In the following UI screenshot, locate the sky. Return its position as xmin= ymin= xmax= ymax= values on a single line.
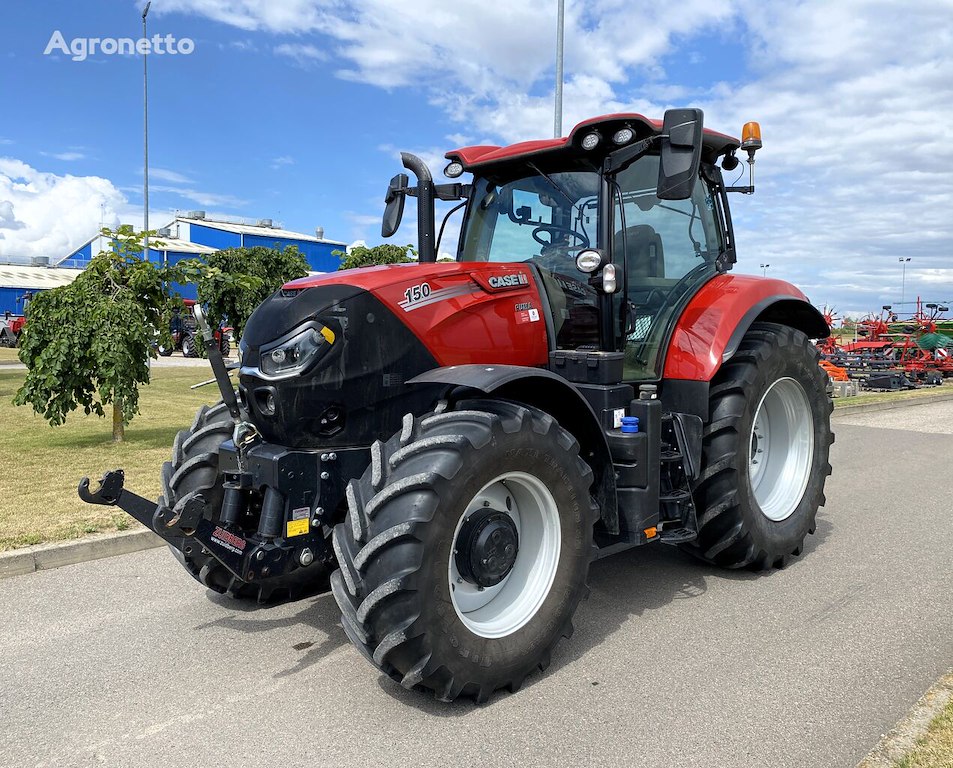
xmin=0 ymin=0 xmax=951 ymax=317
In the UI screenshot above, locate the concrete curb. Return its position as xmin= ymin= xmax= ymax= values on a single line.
xmin=857 ymin=669 xmax=953 ymax=767
xmin=0 ymin=528 xmax=164 ymax=580
xmin=833 ymin=390 xmax=953 ymax=417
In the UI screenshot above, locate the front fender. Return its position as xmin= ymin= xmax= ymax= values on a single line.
xmin=662 ymin=275 xmax=828 ymax=381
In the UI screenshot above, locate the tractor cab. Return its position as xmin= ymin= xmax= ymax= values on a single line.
xmin=387 ymin=110 xmax=757 ymax=381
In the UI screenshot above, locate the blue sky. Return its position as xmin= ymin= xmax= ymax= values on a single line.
xmin=1 ymin=0 xmax=952 ymax=317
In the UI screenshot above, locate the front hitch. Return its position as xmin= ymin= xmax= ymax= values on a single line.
xmin=78 ymin=470 xmax=207 ymax=537
xmin=77 ymin=469 xmax=293 ymax=583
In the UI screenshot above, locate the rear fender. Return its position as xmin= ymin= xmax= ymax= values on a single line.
xmin=408 ymin=365 xmax=619 ymax=535
xmin=663 ymin=275 xmax=829 ymax=382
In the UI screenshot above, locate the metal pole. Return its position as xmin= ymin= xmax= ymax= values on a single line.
xmin=554 ymin=0 xmax=564 ymax=137
xmin=142 ymin=2 xmax=151 ymax=255
xmin=899 ymin=257 xmax=911 ymax=310
xmin=761 ymin=263 xmax=770 ymax=277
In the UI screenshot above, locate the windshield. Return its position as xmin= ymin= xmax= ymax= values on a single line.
xmin=460 ymin=171 xmax=599 ymax=264
xmin=459 ymin=169 xmax=602 ymax=348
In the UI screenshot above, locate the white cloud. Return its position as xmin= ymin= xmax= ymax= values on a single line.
xmin=41 ymin=151 xmax=85 ymax=161
xmin=270 ymin=155 xmax=295 ymax=169
xmin=149 ymin=184 xmax=248 ymax=209
xmin=150 ymin=167 xmax=195 ymax=184
xmin=153 ymin=1 xmax=953 ymax=309
xmin=0 ymin=159 xmax=129 ymax=260
xmin=274 ymin=42 xmax=328 ymax=66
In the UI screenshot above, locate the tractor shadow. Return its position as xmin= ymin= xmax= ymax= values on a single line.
xmin=196 ymin=585 xmax=349 ymax=677
xmin=377 ymin=514 xmax=833 ymax=715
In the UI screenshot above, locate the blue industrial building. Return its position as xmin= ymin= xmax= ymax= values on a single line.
xmin=60 ymin=212 xmax=348 ymax=276
xmin=0 ymin=214 xmax=347 ymax=314
xmin=0 ymin=265 xmax=80 ymax=316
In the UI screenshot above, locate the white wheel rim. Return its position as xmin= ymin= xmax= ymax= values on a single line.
xmin=749 ymin=377 xmax=815 ymax=522
xmin=448 ymin=471 xmax=561 ymax=639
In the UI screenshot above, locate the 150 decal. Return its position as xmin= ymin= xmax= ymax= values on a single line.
xmin=398 ymin=281 xmax=481 ymax=312
xmin=403 ymin=282 xmax=432 ymax=305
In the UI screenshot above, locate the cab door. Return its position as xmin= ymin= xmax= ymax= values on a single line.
xmin=612 ymin=156 xmax=724 ymax=380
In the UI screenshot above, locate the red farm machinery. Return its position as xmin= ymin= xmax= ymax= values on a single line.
xmin=80 ymin=110 xmax=833 ymax=702
xmin=821 ymin=301 xmax=953 ymax=389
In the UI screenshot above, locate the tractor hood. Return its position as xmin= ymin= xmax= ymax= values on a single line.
xmin=237 ymin=261 xmax=550 ymax=448
xmin=270 ymin=262 xmax=551 ymax=368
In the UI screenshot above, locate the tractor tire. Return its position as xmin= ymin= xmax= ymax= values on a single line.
xmin=157 ymin=344 xmax=173 ymax=357
xmin=331 ymin=400 xmax=598 ymax=702
xmin=219 ymin=335 xmax=231 ymax=358
xmin=181 ymin=334 xmax=197 ymax=358
xmin=684 ymin=322 xmax=833 ymax=570
xmin=161 ymin=402 xmax=330 ymax=602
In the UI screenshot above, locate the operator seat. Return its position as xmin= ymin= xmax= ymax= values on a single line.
xmin=616 ymin=224 xmax=665 ymax=341
xmin=616 ymin=224 xmax=664 ymax=280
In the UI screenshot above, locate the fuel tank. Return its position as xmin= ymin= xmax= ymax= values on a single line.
xmin=238 ymin=262 xmax=549 ymax=448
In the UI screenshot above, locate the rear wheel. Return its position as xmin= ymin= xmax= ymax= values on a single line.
xmin=181 ymin=335 xmax=197 ymax=358
xmin=685 ymin=322 xmax=833 ymax=569
xmin=331 ymin=400 xmax=598 ymax=702
xmin=162 ymin=402 xmax=330 ymax=602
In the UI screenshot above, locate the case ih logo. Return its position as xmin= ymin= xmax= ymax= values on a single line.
xmin=488 ymin=273 xmax=528 ymax=290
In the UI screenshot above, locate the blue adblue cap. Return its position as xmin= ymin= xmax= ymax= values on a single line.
xmin=620 ymin=416 xmax=640 ymax=433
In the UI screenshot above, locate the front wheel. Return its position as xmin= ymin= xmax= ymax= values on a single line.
xmin=331 ymin=400 xmax=598 ymax=702
xmin=685 ymin=322 xmax=833 ymax=570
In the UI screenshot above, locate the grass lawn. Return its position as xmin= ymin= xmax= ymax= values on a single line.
xmin=895 ymin=687 xmax=953 ymax=767
xmin=834 ymin=385 xmax=951 ymax=408
xmin=0 ymin=366 xmax=217 ymax=551
xmin=0 ymin=347 xmax=21 ymax=365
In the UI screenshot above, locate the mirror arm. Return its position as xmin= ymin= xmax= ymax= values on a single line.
xmin=603 ymin=137 xmax=657 ymax=176
xmin=434 ymin=183 xmax=471 ymax=202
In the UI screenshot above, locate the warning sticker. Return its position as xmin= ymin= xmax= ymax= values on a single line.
xmin=291 ymin=506 xmax=310 ymax=521
xmin=287 ymin=518 xmax=310 ymax=537
xmin=516 ymin=306 xmax=541 ymax=324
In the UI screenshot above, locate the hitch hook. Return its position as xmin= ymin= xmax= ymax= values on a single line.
xmin=78 ymin=469 xmax=125 ymax=506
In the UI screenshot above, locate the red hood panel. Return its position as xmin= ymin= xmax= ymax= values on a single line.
xmin=287 ymin=263 xmax=549 ymax=368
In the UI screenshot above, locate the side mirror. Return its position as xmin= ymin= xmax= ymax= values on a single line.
xmin=657 ymin=108 xmax=703 ymax=200
xmin=382 ymin=173 xmax=408 ymax=238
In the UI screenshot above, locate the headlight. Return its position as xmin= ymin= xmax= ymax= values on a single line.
xmin=258 ymin=321 xmax=335 ymax=379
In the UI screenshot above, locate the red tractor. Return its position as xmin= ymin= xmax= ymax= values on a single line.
xmin=81 ymin=110 xmax=832 ymax=702
xmin=157 ymin=299 xmax=232 ymax=358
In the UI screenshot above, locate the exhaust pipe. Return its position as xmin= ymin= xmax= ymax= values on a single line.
xmin=401 ymin=152 xmax=437 ymax=263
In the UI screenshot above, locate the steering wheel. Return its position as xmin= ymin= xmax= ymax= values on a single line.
xmin=532 ymin=224 xmax=589 ymax=248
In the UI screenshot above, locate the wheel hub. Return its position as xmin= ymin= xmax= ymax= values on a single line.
xmin=455 ymin=510 xmax=519 ymax=588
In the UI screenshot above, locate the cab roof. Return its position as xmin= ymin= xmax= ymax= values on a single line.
xmin=446 ymin=113 xmax=740 ymax=173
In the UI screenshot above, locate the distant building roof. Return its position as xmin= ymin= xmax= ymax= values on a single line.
xmin=148 ymin=237 xmax=218 ymax=255
xmin=0 ymin=265 xmax=81 ymax=290
xmin=174 ymin=214 xmax=348 ymax=246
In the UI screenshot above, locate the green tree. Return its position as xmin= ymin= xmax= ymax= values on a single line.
xmin=334 ymin=243 xmax=416 ymax=271
xmin=14 ymin=226 xmax=202 ymax=441
xmin=197 ymin=245 xmax=308 ymax=338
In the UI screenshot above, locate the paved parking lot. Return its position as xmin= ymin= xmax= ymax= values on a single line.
xmin=2 ymin=400 xmax=952 ymax=767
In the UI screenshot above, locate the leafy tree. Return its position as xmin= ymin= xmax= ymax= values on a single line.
xmin=196 ymin=245 xmax=308 ymax=338
xmin=334 ymin=243 xmax=416 ymax=271
xmin=14 ymin=226 xmax=203 ymax=441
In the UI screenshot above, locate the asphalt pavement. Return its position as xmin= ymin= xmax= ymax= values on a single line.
xmin=2 ymin=401 xmax=952 ymax=768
